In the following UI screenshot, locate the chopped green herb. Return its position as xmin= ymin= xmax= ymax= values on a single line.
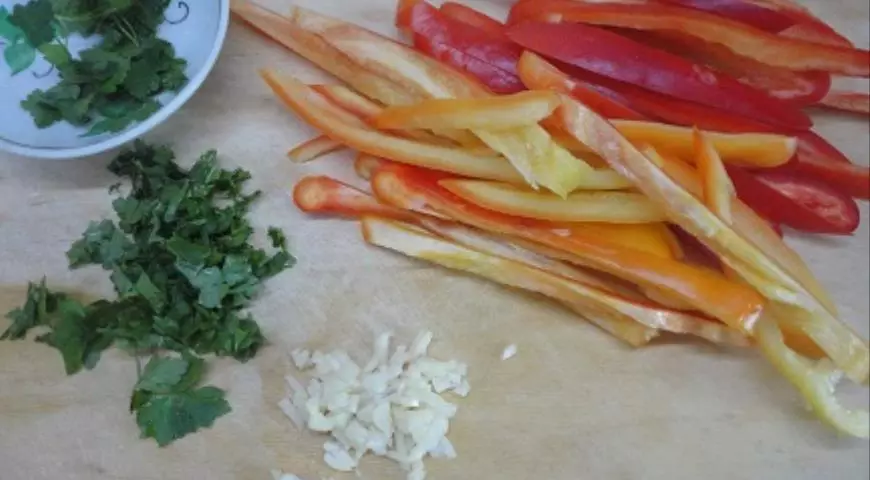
xmin=2 ymin=141 xmax=294 ymax=446
xmin=6 ymin=0 xmax=188 ymax=134
xmin=131 ymin=355 xmax=231 ymax=446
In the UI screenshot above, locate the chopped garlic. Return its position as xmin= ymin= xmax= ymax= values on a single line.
xmin=278 ymin=331 xmax=469 ymax=480
xmin=501 ymin=344 xmax=517 ymax=360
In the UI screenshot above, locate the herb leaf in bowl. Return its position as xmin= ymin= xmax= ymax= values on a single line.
xmin=7 ymin=0 xmax=188 ymax=136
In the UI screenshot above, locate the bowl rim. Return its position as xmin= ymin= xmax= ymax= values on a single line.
xmin=0 ymin=0 xmax=230 ymax=161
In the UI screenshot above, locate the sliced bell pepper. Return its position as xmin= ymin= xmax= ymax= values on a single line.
xmin=756 ymin=314 xmax=869 ymax=438
xmin=439 ymin=2 xmax=506 ymax=39
xmin=364 ymin=216 xmax=750 ymax=347
xmin=354 ymin=153 xmax=391 ymax=180
xmin=728 ymin=167 xmax=860 ymax=235
xmin=816 ymin=91 xmax=870 ymax=116
xmin=554 ymin=93 xmax=869 ymax=384
xmin=439 ymin=179 xmax=666 ymax=223
xmin=287 ymin=135 xmax=344 ymax=163
xmin=311 ymin=84 xmax=481 ymax=147
xmin=695 ymin=130 xmax=735 ymax=222
xmin=781 ymin=132 xmax=870 ymax=200
xmin=231 ymin=0 xmax=421 ymax=107
xmin=652 ymin=152 xmax=840 ymax=316
xmin=614 ymin=120 xmax=796 ymax=168
xmin=371 ymin=164 xmax=765 ymax=332
xmin=291 ymin=3 xmax=622 ymax=197
xmin=656 ymin=0 xmax=794 ymax=32
xmin=509 ymin=3 xmax=870 ymax=77
xmin=419 ymin=217 xmax=750 ymax=347
xmin=260 ymin=71 xmax=524 ymax=182
xmin=779 ymin=22 xmax=853 ymax=48
xmin=516 ymin=51 xmax=648 ymax=120
xmin=416 ymin=216 xmax=648 ymax=300
xmin=506 ymin=22 xmax=814 ymax=129
xmin=397 ymin=0 xmax=525 ymax=94
xmin=293 ymin=176 xmax=419 ymax=223
xmin=614 ymin=29 xmax=832 ymax=105
xmin=372 ymin=91 xmax=562 ymax=131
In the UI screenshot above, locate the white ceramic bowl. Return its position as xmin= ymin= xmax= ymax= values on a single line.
xmin=0 ymin=0 xmax=229 ymax=160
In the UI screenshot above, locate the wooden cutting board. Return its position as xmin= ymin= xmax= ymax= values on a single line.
xmin=1 ymin=1 xmax=867 ymax=479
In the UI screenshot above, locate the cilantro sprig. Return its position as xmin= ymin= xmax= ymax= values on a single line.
xmin=2 ymin=141 xmax=294 ymax=446
xmin=3 ymin=0 xmax=188 ymax=136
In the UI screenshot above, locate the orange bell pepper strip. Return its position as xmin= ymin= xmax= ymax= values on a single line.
xmin=613 ymin=120 xmax=796 ymax=168
xmin=260 ymin=71 xmax=524 ymax=183
xmin=371 ymin=164 xmax=765 ymax=332
xmin=287 ymin=135 xmax=344 ymax=163
xmin=439 ymin=179 xmax=666 ymax=223
xmin=363 ymin=216 xmax=750 ymax=347
xmin=312 ymin=84 xmax=483 ymax=147
xmin=231 ymin=0 xmax=421 ymax=107
xmin=293 ymin=176 xmax=419 ymax=223
xmin=353 ymin=153 xmax=391 ymax=181
xmin=418 ymin=217 xmax=750 ymax=347
xmin=554 ymin=94 xmax=869 ymax=385
xmin=694 ymin=130 xmax=735 ymax=222
xmin=285 ymin=4 xmax=622 ymax=197
xmin=816 ymin=91 xmax=870 ymax=116
xmin=517 ymin=51 xmax=647 ymax=121
xmin=510 ymin=2 xmax=870 ymax=77
xmin=440 ymin=2 xmax=507 ymax=39
xmin=372 ymin=91 xmax=562 ymax=131
xmin=651 ymin=150 xmax=839 ymax=316
xmin=779 ymin=22 xmax=853 ymax=48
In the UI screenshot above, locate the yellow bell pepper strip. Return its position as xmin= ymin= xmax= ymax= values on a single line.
xmin=756 ymin=313 xmax=869 ymax=438
xmin=648 ymin=149 xmax=839 ymax=317
xmin=370 ymin=164 xmax=765 ymax=332
xmin=283 ymin=4 xmax=625 ymax=197
xmin=293 ymin=176 xmax=419 ymax=223
xmin=554 ymin=94 xmax=869 ymax=385
xmin=259 ymin=71 xmax=522 ymax=183
xmin=230 ymin=0 xmax=420 ymax=107
xmin=439 ymin=179 xmax=666 ymax=223
xmin=362 ymin=216 xmax=749 ymax=347
xmin=287 ymin=135 xmax=344 ymax=163
xmin=372 ymin=91 xmax=562 ymax=131
xmin=614 ymin=120 xmax=796 ymax=168
xmin=694 ymin=130 xmax=735 ymax=223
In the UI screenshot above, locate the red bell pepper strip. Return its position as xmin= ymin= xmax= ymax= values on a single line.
xmin=510 ymin=2 xmax=870 ymax=77
xmin=727 ymin=167 xmax=860 ymax=234
xmin=516 ymin=51 xmax=647 ymax=120
xmin=613 ymin=29 xmax=831 ymax=105
xmin=816 ymin=91 xmax=870 ymax=116
xmin=397 ymin=0 xmax=525 ymax=94
xmin=777 ymin=133 xmax=870 ymax=200
xmin=506 ymin=22 xmax=813 ymax=130
xmin=656 ymin=0 xmax=795 ymax=32
xmin=439 ymin=2 xmax=506 ymax=39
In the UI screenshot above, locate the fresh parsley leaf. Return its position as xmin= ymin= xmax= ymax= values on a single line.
xmin=9 ymin=0 xmax=55 ymax=47
xmin=131 ymin=355 xmax=230 ymax=447
xmin=133 ymin=386 xmax=230 ymax=447
xmin=4 ymin=39 xmax=36 ymax=74
xmin=0 ymin=6 xmax=22 ymax=42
